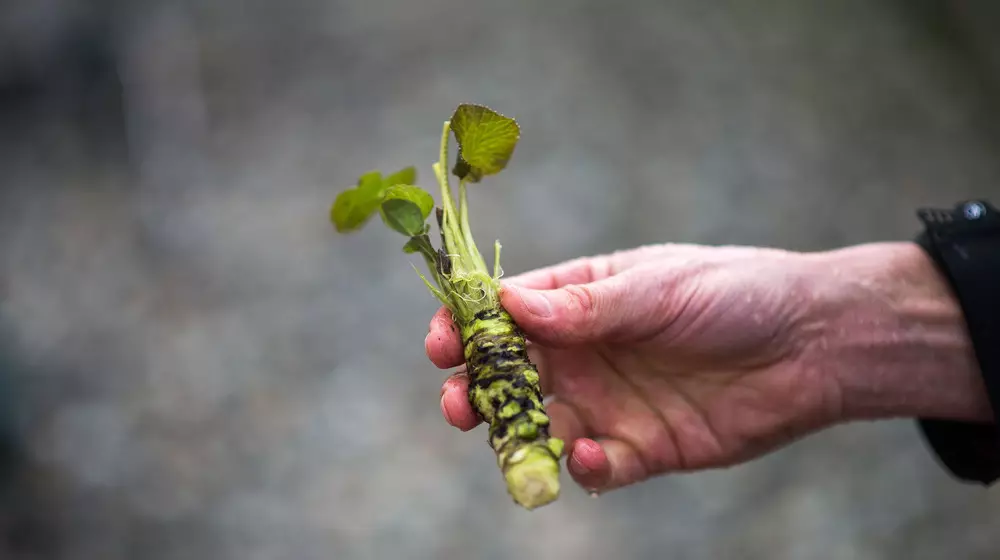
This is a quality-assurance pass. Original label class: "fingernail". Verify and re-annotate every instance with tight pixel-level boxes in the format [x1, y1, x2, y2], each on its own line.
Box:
[570, 454, 591, 475]
[440, 393, 455, 426]
[516, 287, 553, 318]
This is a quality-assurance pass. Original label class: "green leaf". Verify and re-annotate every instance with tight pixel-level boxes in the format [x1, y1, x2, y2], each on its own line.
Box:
[381, 198, 427, 237]
[331, 189, 356, 232]
[402, 230, 433, 254]
[383, 184, 434, 220]
[330, 171, 387, 233]
[332, 190, 381, 233]
[384, 166, 417, 188]
[450, 104, 520, 182]
[402, 237, 423, 254]
[379, 183, 432, 239]
[357, 170, 384, 195]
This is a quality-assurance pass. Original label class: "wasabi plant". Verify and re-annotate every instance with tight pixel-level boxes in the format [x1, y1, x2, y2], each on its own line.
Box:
[330, 104, 563, 510]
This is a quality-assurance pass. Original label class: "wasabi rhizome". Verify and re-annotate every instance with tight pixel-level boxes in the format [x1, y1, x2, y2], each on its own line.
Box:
[330, 104, 563, 510]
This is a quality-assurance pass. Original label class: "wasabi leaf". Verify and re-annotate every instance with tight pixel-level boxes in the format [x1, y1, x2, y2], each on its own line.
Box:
[330, 190, 360, 232]
[357, 170, 384, 196]
[381, 197, 427, 237]
[450, 104, 520, 182]
[402, 229, 433, 255]
[384, 166, 417, 188]
[331, 171, 386, 232]
[383, 185, 434, 220]
[402, 237, 423, 254]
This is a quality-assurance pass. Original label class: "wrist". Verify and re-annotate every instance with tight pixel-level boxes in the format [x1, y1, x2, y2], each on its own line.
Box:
[802, 242, 992, 424]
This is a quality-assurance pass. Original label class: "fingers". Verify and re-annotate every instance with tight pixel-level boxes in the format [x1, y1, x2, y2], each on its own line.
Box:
[504, 243, 722, 291]
[439, 390, 660, 495]
[426, 244, 711, 366]
[544, 399, 588, 445]
[424, 305, 553, 373]
[440, 371, 480, 431]
[499, 269, 654, 347]
[439, 373, 659, 495]
[505, 256, 615, 290]
[567, 438, 650, 493]
[424, 254, 615, 368]
[425, 306, 463, 369]
[438, 345, 558, 432]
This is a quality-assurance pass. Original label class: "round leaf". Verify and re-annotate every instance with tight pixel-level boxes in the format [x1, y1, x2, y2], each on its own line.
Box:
[330, 171, 387, 233]
[383, 184, 434, 220]
[331, 189, 379, 232]
[450, 104, 520, 181]
[380, 198, 427, 237]
[384, 166, 417, 188]
[356, 170, 385, 199]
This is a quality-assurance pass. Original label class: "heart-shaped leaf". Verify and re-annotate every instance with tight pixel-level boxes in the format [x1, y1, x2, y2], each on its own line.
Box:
[381, 198, 427, 237]
[331, 171, 386, 232]
[356, 170, 384, 195]
[383, 185, 434, 219]
[331, 189, 360, 232]
[384, 166, 417, 189]
[450, 104, 520, 182]
[380, 184, 433, 236]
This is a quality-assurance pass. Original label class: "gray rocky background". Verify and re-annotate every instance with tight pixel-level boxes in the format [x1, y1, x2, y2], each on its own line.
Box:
[2, 1, 1000, 558]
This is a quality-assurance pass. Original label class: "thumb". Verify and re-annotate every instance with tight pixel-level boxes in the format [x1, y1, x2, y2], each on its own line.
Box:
[499, 273, 644, 347]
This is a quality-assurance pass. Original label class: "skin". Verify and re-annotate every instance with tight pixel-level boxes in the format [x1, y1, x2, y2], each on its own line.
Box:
[425, 242, 992, 494]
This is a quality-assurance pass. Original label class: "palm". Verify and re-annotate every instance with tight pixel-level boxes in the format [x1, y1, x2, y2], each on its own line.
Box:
[430, 245, 836, 492]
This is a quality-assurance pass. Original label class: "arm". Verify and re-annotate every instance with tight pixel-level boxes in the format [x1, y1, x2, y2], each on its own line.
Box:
[429, 233, 999, 493]
[807, 242, 992, 424]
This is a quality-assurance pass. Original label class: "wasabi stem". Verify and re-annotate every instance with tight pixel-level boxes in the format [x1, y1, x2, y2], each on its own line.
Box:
[330, 104, 563, 509]
[433, 114, 562, 509]
[461, 306, 564, 509]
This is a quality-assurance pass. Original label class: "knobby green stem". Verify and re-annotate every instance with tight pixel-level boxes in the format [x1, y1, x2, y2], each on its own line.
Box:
[418, 118, 562, 509]
[460, 307, 563, 510]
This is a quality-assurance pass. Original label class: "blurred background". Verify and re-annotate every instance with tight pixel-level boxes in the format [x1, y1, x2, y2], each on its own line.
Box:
[2, 1, 1000, 558]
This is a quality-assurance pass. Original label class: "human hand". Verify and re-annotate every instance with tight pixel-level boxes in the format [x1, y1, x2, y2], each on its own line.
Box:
[426, 242, 988, 494]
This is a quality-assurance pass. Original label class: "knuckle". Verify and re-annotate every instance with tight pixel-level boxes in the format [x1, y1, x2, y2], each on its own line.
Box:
[587, 257, 615, 282]
[562, 284, 598, 317]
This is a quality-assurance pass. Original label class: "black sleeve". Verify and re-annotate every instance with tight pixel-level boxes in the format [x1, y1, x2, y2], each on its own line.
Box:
[914, 200, 1000, 485]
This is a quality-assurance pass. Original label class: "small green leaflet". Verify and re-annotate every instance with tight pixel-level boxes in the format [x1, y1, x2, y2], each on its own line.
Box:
[330, 167, 423, 233]
[331, 171, 384, 232]
[381, 199, 425, 236]
[402, 237, 423, 254]
[379, 184, 434, 236]
[384, 166, 416, 189]
[401, 229, 433, 255]
[383, 185, 434, 219]
[450, 104, 520, 182]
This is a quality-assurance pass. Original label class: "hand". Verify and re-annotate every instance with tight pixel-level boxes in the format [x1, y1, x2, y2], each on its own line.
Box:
[426, 242, 988, 494]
